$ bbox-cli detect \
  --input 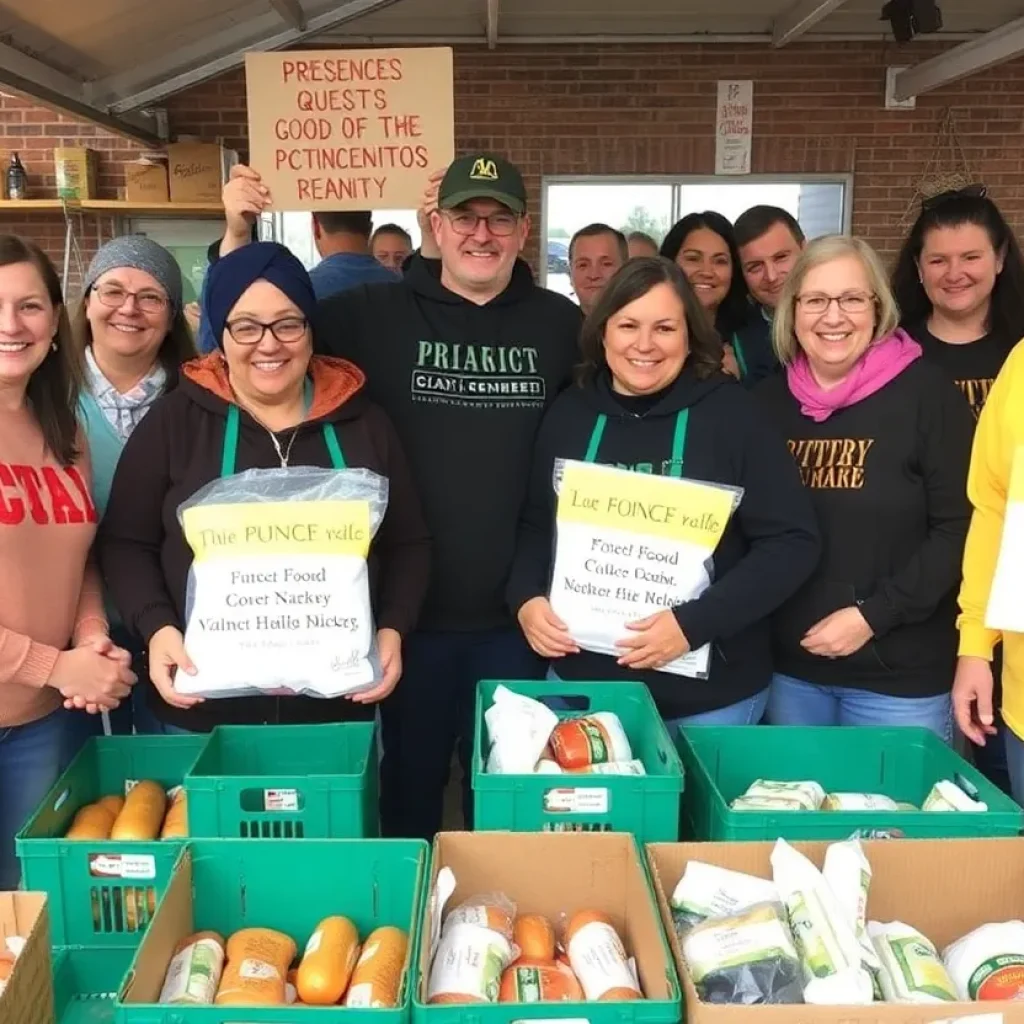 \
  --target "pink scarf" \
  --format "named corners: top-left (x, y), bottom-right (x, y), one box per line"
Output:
top-left (786, 328), bottom-right (922, 423)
